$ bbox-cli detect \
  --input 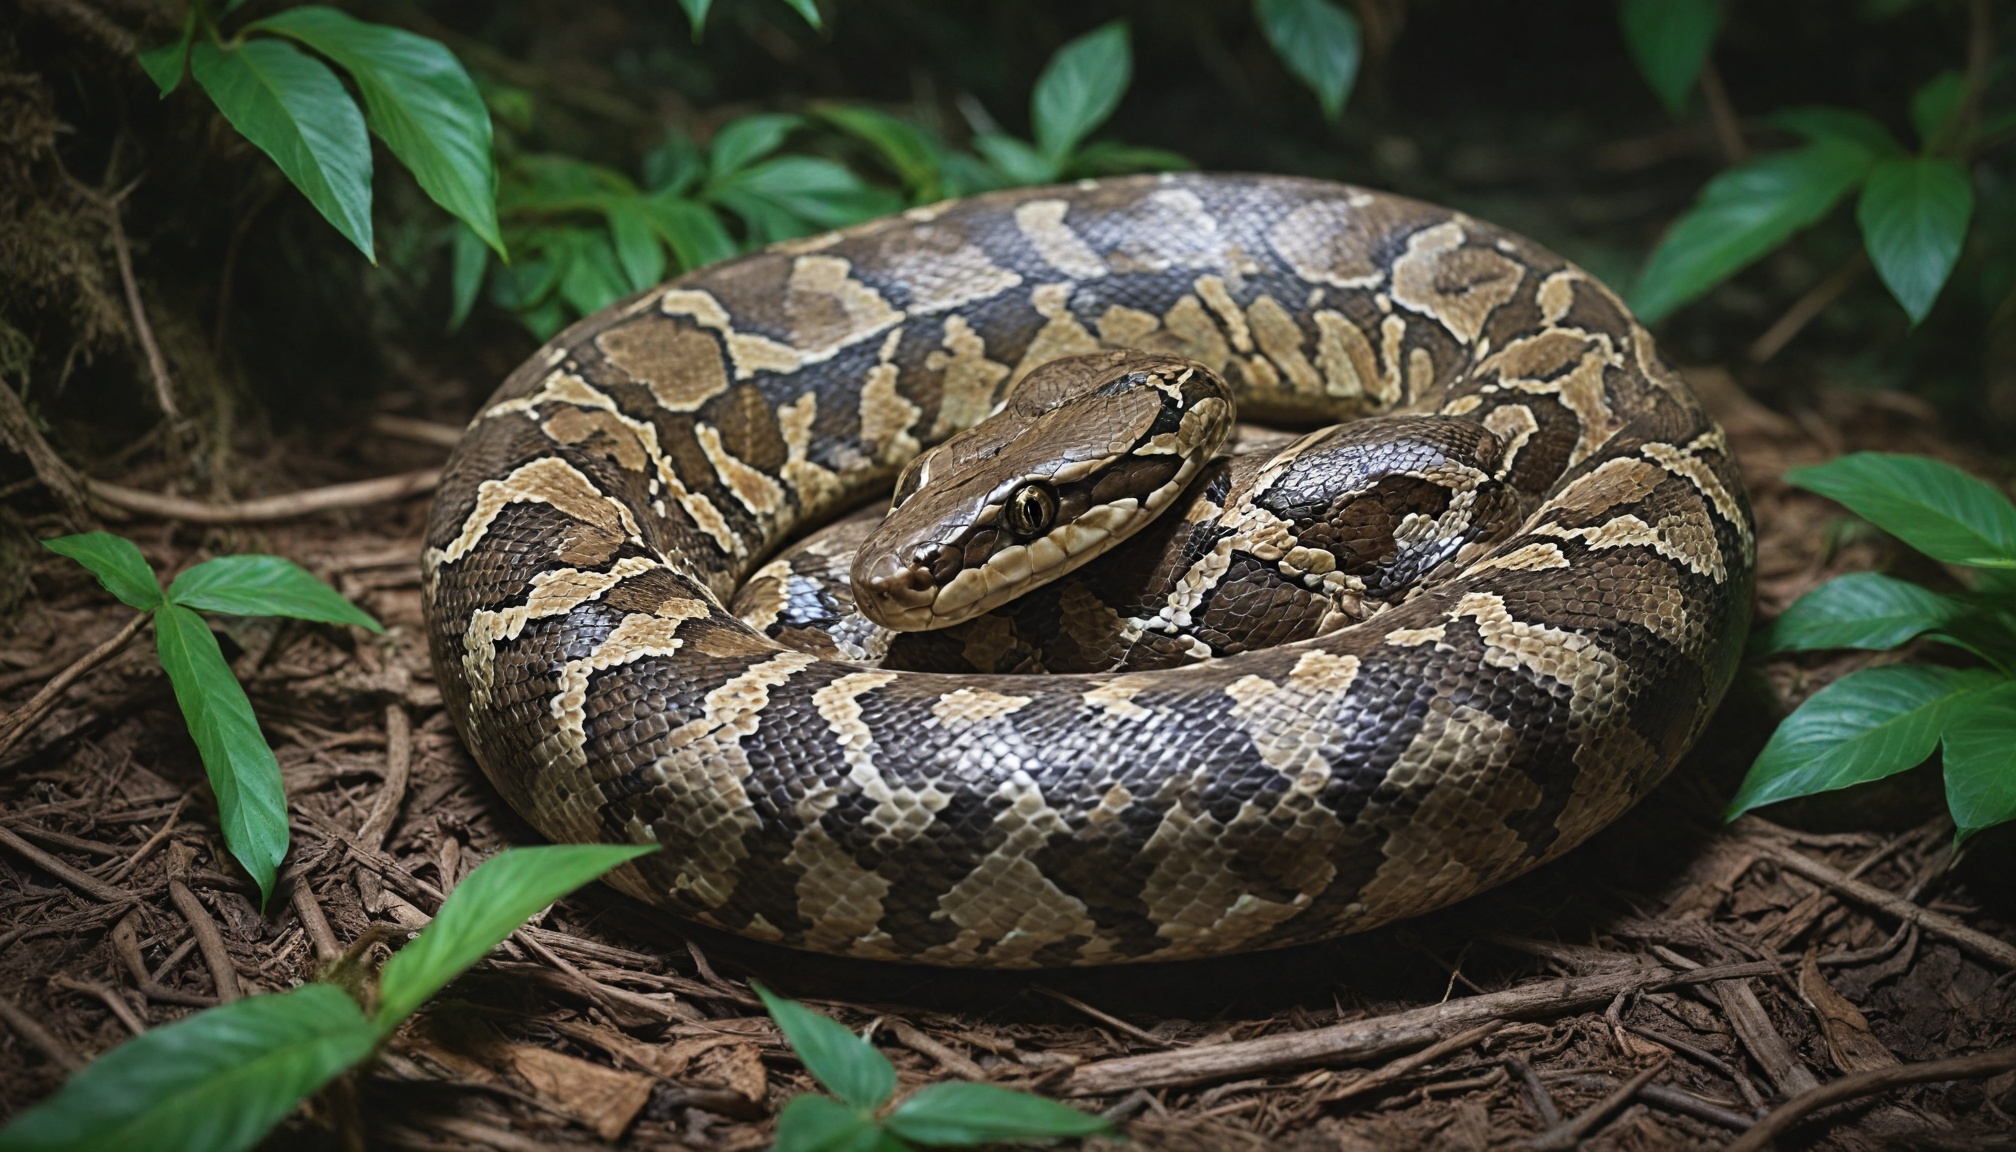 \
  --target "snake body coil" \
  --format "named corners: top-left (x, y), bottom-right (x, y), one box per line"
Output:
top-left (423, 175), bottom-right (1755, 967)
